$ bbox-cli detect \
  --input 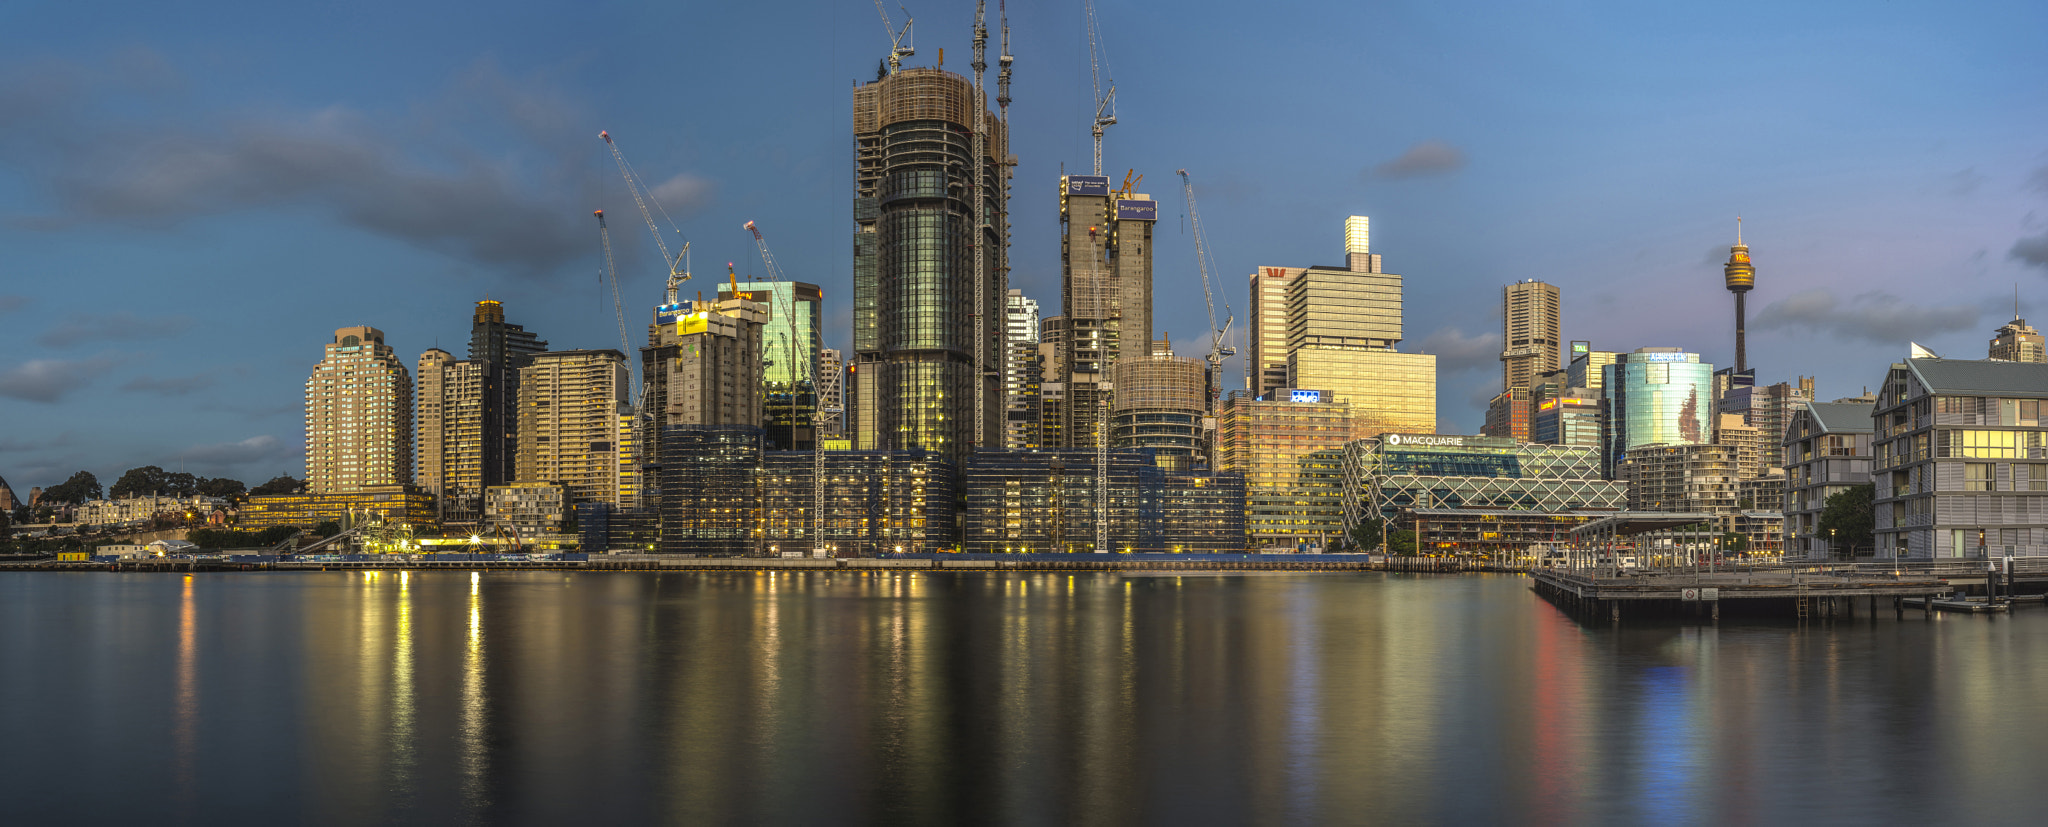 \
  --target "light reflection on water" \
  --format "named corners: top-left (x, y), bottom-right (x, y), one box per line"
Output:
top-left (3, 571), bottom-right (2048, 823)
